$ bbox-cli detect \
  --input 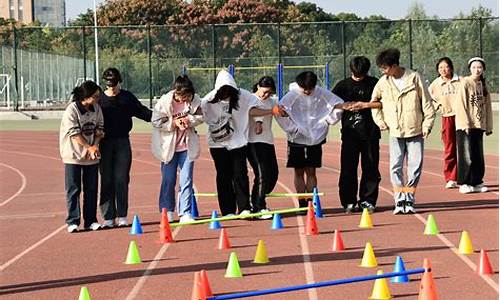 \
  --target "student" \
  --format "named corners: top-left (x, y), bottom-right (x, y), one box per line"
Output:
top-left (59, 80), bottom-right (104, 233)
top-left (99, 68), bottom-right (152, 228)
top-left (202, 70), bottom-right (273, 217)
top-left (428, 57), bottom-right (461, 189)
top-left (370, 48), bottom-right (436, 214)
top-left (332, 56), bottom-right (381, 214)
top-left (248, 76), bottom-right (279, 219)
top-left (275, 71), bottom-right (345, 210)
top-left (151, 75), bottom-right (203, 223)
top-left (455, 57), bottom-right (493, 194)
